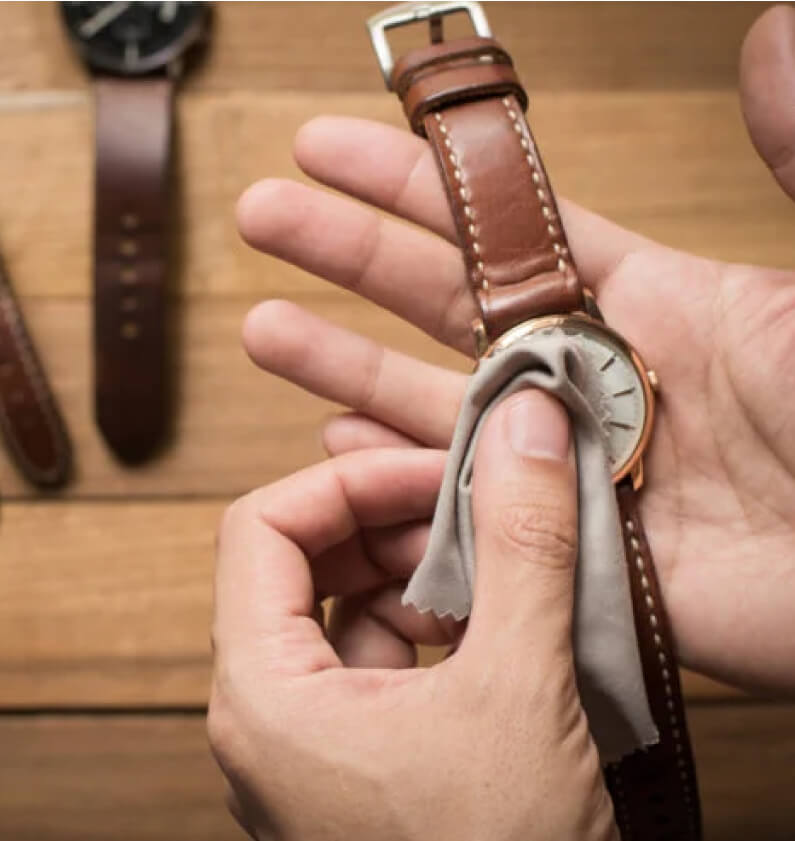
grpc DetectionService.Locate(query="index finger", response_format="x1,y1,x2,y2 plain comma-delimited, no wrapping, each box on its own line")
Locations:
294,116,652,289
213,447,445,673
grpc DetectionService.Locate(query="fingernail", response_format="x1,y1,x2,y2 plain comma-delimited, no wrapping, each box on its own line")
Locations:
506,390,569,461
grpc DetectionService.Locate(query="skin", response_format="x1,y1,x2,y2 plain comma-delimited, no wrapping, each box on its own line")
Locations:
211,392,618,840
210,6,795,839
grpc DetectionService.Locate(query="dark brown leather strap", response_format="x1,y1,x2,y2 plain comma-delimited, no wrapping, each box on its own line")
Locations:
94,76,173,463
392,37,583,342
607,483,702,841
388,30,701,841
0,259,71,487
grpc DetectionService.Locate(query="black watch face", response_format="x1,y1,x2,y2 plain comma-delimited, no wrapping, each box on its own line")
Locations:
61,2,208,76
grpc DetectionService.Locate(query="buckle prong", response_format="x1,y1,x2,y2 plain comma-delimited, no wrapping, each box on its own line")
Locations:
367,1,492,88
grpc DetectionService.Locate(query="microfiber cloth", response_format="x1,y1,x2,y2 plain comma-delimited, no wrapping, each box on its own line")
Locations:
403,327,658,762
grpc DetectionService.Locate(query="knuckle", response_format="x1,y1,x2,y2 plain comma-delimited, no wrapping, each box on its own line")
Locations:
218,489,266,544
218,495,247,541
206,684,236,761
494,500,576,566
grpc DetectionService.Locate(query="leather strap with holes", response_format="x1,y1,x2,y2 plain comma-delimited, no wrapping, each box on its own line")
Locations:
389,33,702,841
94,76,173,463
0,258,71,487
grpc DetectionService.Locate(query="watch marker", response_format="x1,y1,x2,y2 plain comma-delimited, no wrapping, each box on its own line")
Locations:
613,387,635,397
609,420,635,430
600,354,616,371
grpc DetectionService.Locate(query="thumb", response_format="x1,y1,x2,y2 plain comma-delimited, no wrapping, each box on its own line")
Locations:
739,4,795,201
465,389,577,661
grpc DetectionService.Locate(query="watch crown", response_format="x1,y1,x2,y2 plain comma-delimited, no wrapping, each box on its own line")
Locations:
647,370,660,392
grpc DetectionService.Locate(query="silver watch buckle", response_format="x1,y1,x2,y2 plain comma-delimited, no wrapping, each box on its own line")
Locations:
367,1,492,89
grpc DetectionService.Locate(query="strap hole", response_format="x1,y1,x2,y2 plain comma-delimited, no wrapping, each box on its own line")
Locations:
120,268,138,284
121,296,138,312
121,322,140,340
121,212,139,231
119,239,138,258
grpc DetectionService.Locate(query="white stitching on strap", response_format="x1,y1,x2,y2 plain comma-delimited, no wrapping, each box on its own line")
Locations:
501,96,569,276
625,514,698,833
434,113,489,292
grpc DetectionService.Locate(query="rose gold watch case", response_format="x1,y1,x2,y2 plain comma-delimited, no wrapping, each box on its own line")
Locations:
477,312,655,489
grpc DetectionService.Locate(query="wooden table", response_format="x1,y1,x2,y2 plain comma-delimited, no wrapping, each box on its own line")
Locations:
1,4,793,839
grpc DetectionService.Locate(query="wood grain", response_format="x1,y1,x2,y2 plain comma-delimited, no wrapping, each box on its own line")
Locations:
0,91,793,302
0,294,463,498
1,704,793,841
0,3,771,95
0,2,790,830
0,496,737,707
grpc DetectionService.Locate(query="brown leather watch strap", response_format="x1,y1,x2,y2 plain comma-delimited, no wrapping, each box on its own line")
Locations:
0,259,71,487
383,21,701,841
606,483,701,841
94,76,173,463
392,37,583,343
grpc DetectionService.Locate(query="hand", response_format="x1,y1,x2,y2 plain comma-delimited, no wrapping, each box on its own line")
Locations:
235,5,795,695
210,391,618,841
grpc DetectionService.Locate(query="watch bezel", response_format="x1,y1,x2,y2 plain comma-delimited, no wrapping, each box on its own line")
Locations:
482,312,655,488
60,2,209,77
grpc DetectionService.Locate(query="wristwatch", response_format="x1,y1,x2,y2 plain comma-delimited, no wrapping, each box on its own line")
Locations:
368,3,701,838
0,255,71,487
60,2,210,463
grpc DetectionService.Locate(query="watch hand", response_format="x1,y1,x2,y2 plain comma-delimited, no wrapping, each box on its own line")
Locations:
79,2,132,39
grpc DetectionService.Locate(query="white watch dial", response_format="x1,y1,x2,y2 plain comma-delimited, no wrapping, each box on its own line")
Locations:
489,315,653,480
560,322,648,473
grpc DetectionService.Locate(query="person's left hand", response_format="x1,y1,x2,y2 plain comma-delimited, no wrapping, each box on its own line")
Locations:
230,6,795,696
209,391,618,841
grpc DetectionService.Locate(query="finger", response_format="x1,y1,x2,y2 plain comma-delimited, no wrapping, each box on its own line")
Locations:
224,786,257,841
312,521,432,599
461,390,578,669
294,115,651,288
328,585,463,668
214,447,444,672
243,299,466,446
322,413,419,456
740,4,795,200
237,179,477,353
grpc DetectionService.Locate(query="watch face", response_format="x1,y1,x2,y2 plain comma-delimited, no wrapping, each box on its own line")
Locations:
488,314,654,483
61,2,207,76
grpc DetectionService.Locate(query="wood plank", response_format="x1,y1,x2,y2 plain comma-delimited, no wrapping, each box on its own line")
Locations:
0,496,744,707
1,704,793,841
0,501,219,707
0,3,770,95
0,715,239,841
689,702,795,841
0,294,464,498
0,91,792,302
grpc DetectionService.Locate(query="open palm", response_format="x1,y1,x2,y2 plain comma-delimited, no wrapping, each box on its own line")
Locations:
237,8,795,694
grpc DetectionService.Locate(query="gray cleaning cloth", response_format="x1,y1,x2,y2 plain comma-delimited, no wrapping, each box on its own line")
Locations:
403,327,658,763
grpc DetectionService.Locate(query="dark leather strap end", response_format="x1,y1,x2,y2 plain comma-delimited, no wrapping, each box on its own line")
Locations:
607,482,702,840
0,274,72,487
94,77,173,464
391,37,528,136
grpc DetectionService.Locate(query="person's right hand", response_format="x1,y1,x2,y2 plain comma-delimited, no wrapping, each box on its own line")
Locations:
235,5,795,695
